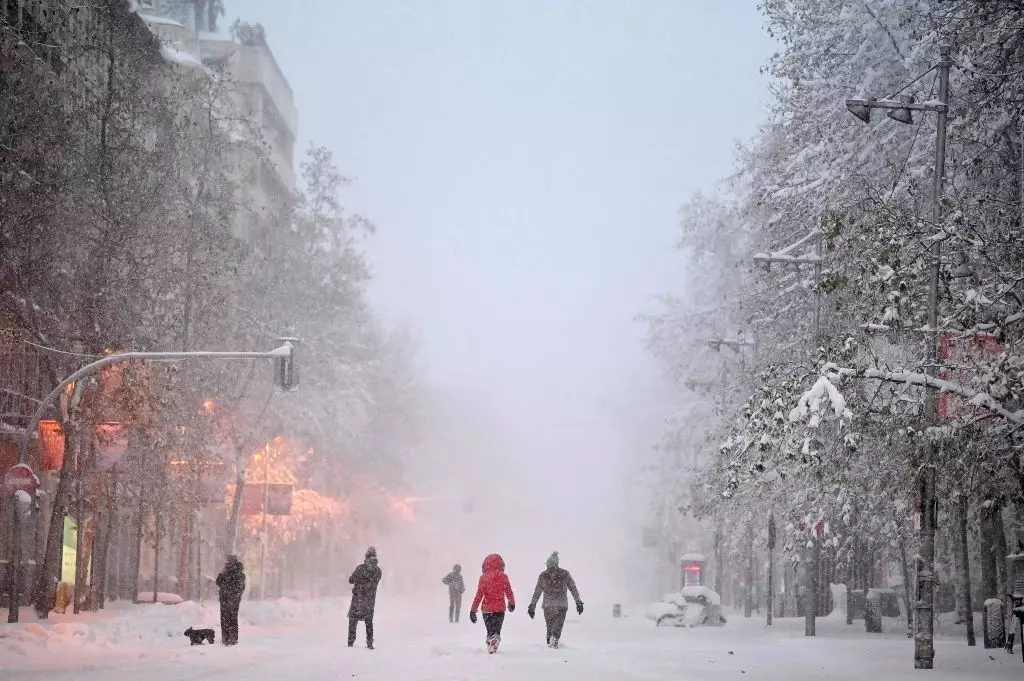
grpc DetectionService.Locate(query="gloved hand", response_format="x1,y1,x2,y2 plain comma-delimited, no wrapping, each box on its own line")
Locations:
577,602,584,615
469,611,477,624
527,605,536,619
508,603,515,613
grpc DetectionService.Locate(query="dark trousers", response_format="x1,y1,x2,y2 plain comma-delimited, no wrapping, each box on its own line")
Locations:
482,612,505,639
348,617,374,646
449,593,462,622
220,598,240,645
544,607,568,642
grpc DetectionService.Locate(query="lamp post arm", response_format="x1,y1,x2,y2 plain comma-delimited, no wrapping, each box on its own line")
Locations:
846,98,947,114
17,345,293,466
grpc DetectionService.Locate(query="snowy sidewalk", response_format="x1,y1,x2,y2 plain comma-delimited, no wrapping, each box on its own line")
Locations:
0,597,344,678
2,600,1022,680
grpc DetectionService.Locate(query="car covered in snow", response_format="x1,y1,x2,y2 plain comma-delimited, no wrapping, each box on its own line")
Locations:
646,553,726,627
647,585,727,627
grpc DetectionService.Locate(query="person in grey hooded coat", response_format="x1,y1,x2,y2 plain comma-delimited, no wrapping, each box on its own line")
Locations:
442,564,466,623
527,552,583,648
348,546,382,649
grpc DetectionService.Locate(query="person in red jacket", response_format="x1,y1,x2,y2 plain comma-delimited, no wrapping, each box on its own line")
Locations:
469,553,515,653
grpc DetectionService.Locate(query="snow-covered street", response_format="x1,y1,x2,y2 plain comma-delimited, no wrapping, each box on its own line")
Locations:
3,599,1022,681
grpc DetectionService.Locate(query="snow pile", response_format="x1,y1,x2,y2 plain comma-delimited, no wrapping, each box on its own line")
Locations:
160,44,207,72
134,591,184,605
645,600,681,622
0,597,347,670
680,585,721,605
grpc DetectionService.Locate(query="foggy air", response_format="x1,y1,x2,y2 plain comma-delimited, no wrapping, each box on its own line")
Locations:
1,1,1021,680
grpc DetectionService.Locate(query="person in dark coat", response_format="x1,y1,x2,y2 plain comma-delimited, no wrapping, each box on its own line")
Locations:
527,552,583,649
442,564,466,623
348,546,382,649
216,555,246,646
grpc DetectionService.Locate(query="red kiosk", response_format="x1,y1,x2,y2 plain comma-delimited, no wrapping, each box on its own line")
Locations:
680,553,706,589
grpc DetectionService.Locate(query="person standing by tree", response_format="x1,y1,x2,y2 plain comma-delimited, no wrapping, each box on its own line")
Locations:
527,552,583,649
469,553,515,654
442,563,465,623
216,555,246,646
348,546,383,649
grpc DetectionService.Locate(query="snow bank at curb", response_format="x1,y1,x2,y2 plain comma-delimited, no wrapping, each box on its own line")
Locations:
0,597,348,663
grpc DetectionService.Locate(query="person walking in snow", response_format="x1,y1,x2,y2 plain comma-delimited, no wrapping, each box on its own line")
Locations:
216,555,246,646
347,546,383,649
469,553,515,653
527,552,583,649
442,563,466,623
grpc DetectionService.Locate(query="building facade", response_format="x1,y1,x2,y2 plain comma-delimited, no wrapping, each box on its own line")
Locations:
134,0,298,238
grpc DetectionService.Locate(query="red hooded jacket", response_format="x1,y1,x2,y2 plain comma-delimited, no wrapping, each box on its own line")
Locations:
470,554,515,613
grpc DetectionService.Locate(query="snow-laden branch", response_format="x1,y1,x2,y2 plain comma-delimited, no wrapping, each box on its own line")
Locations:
789,374,852,426
862,368,1023,424
789,364,1024,426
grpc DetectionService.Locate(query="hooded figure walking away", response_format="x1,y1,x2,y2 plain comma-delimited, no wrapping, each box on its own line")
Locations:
442,564,465,623
469,553,515,654
216,555,246,646
348,547,383,649
527,552,583,649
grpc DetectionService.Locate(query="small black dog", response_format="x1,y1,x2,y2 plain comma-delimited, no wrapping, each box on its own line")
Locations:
184,627,216,645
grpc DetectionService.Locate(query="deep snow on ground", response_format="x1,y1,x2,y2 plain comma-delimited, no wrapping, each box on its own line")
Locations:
1,598,1022,680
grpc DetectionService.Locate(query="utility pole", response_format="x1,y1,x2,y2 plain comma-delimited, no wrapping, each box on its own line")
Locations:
916,46,951,671
845,47,951,667
753,231,825,636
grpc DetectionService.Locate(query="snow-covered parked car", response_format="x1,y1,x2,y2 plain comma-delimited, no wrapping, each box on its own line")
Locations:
646,585,727,627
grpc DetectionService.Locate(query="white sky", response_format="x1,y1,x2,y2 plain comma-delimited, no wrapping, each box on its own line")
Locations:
231,0,775,597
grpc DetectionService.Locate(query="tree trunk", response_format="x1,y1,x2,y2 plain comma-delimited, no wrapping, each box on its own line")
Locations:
92,477,114,611
957,496,976,646
981,500,999,603
899,538,914,638
33,418,80,618
994,502,1009,600
993,501,1012,646
178,513,190,598
73,438,89,615
152,511,160,604
847,536,857,625
129,489,144,603
805,539,819,636
223,455,247,557
744,524,753,618
714,529,723,597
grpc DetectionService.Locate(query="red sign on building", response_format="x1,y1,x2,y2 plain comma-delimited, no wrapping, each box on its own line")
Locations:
937,332,1005,420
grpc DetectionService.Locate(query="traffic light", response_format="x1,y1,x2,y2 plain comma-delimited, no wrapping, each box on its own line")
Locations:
274,338,299,391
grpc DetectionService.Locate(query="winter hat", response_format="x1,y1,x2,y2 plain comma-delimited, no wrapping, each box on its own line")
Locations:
365,546,377,559
546,552,559,568
453,564,462,573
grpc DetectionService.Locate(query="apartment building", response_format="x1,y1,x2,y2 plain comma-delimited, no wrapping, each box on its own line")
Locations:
134,0,298,238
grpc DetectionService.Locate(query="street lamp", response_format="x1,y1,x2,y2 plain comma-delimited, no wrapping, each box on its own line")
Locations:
845,46,951,671
705,338,757,353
